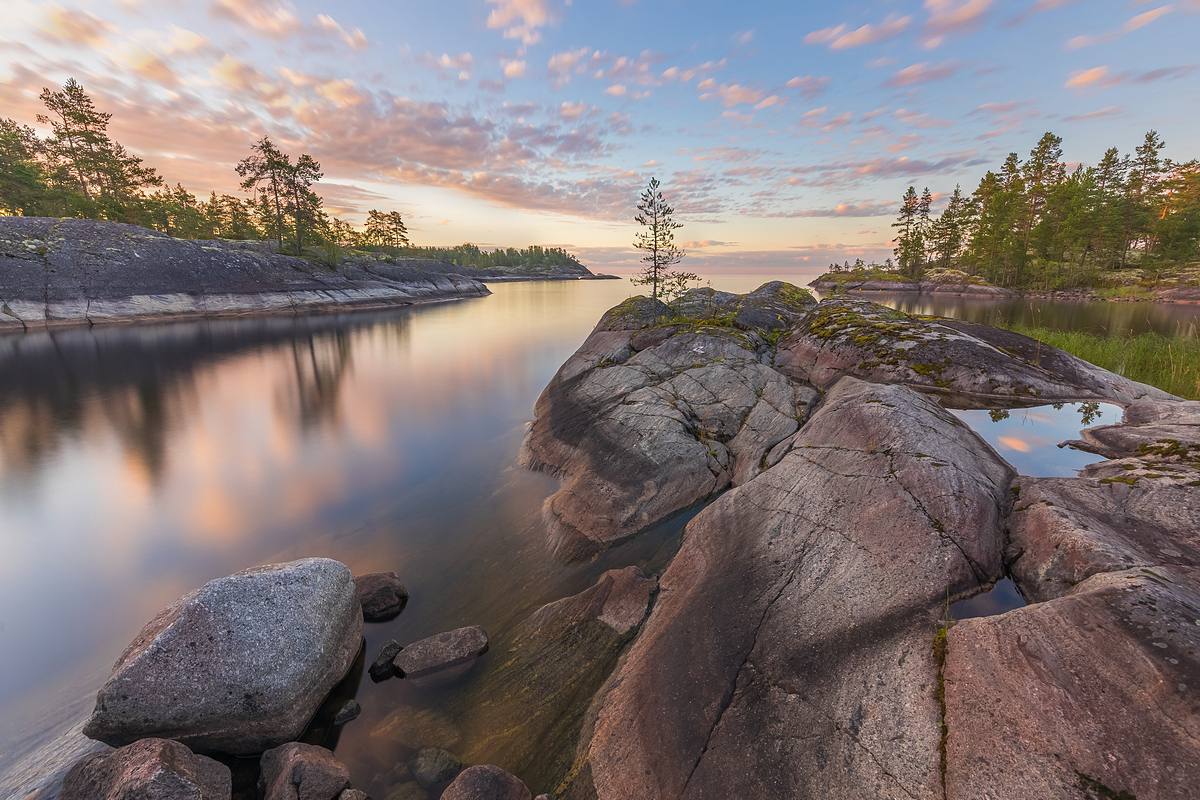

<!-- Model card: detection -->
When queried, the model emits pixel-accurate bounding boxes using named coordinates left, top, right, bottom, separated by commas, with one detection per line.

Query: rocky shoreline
left=808, top=273, right=1200, bottom=305
left=0, top=218, right=610, bottom=334
left=520, top=283, right=1199, bottom=799
left=23, top=281, right=1200, bottom=800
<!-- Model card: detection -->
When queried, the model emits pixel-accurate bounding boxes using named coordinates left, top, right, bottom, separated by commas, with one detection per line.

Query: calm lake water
left=0, top=276, right=1195, bottom=797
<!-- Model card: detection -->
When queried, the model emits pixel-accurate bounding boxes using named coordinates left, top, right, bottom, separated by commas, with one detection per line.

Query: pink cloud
left=1067, top=5, right=1173, bottom=49
left=1061, top=106, right=1123, bottom=122
left=486, top=0, right=557, bottom=45
left=209, top=0, right=303, bottom=38
left=883, top=61, right=962, bottom=87
left=804, top=14, right=911, bottom=51
left=699, top=81, right=764, bottom=107
left=763, top=201, right=896, bottom=218
left=921, top=0, right=993, bottom=48
left=37, top=5, right=115, bottom=46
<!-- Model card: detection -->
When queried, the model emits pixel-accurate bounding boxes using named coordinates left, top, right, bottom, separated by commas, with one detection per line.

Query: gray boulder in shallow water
left=60, top=738, right=231, bottom=800
left=441, top=766, right=531, bottom=800
left=408, top=747, right=464, bottom=789
left=259, top=742, right=351, bottom=800
left=83, top=558, right=363, bottom=755
left=393, top=625, right=488, bottom=683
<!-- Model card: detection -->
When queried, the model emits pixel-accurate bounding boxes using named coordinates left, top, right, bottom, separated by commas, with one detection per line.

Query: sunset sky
left=2, top=0, right=1198, bottom=272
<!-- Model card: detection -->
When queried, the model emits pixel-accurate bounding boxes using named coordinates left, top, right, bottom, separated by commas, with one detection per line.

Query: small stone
left=356, top=572, right=409, bottom=621
left=339, top=791, right=373, bottom=800
left=60, top=738, right=231, bottom=800
left=442, top=765, right=532, bottom=800
left=333, top=699, right=361, bottom=726
left=394, top=626, right=488, bottom=682
left=408, top=747, right=463, bottom=789
left=259, top=742, right=350, bottom=800
left=370, top=640, right=403, bottom=681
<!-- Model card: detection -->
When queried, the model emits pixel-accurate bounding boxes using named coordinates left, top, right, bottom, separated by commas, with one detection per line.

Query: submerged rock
left=408, top=748, right=464, bottom=789
left=394, top=626, right=489, bottom=683
left=83, top=558, right=363, bottom=755
left=355, top=572, right=409, bottom=621
left=369, top=567, right=656, bottom=793
left=441, top=766, right=531, bottom=800
left=60, top=738, right=231, bottom=800
left=259, top=742, right=351, bottom=800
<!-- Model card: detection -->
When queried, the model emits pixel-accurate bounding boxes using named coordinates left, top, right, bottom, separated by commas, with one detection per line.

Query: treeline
left=403, top=243, right=583, bottom=271
left=0, top=78, right=582, bottom=271
left=889, top=131, right=1200, bottom=289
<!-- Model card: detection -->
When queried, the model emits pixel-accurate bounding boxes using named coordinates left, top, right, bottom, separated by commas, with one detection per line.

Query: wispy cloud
left=37, top=5, right=115, bottom=46
left=1064, top=65, right=1124, bottom=89
left=1061, top=106, right=1122, bottom=121
left=804, top=14, right=911, bottom=51
left=763, top=201, right=897, bottom=218
left=921, top=0, right=993, bottom=48
left=883, top=61, right=963, bottom=87
left=1067, top=6, right=1173, bottom=49
left=209, top=0, right=302, bottom=38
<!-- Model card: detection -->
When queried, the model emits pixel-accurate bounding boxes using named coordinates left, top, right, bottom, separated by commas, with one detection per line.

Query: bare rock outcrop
left=775, top=298, right=1170, bottom=405
left=558, top=378, right=1015, bottom=799
left=0, top=217, right=489, bottom=331
left=944, top=567, right=1200, bottom=800
left=83, top=558, right=363, bottom=755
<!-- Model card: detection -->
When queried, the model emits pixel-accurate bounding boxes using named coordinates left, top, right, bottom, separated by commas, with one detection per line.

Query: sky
left=1, top=0, right=1198, bottom=273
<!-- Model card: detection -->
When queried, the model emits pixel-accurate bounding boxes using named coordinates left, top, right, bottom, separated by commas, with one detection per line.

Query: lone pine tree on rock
left=631, top=177, right=696, bottom=301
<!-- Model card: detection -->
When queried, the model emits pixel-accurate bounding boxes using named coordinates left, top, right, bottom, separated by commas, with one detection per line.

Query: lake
left=1, top=275, right=1196, bottom=798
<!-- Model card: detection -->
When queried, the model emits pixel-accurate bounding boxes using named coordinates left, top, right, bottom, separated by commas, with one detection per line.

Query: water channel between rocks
left=0, top=277, right=1194, bottom=798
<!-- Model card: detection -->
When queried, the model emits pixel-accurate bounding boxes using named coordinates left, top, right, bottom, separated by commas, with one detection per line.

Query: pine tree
left=237, top=138, right=292, bottom=252
left=631, top=177, right=692, bottom=300
left=892, top=186, right=924, bottom=278
left=365, top=210, right=410, bottom=247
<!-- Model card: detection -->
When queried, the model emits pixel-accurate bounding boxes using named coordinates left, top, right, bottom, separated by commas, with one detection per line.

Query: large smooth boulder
left=60, top=738, right=231, bottom=800
left=944, top=567, right=1200, bottom=800
left=83, top=558, right=363, bottom=755
left=441, top=766, right=531, bottom=800
left=560, top=378, right=1015, bottom=799
left=409, top=748, right=463, bottom=789
left=259, top=742, right=351, bottom=800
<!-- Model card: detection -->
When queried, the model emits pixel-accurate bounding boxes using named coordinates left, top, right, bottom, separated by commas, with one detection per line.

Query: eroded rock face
left=83, top=558, right=363, bottom=755
left=944, top=567, right=1200, bottom=800
left=775, top=298, right=1171, bottom=405
left=60, top=738, right=231, bottom=800
left=560, top=378, right=1014, bottom=800
left=520, top=282, right=820, bottom=559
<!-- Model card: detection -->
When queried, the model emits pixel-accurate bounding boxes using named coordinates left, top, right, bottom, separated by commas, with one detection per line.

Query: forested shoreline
left=830, top=131, right=1200, bottom=292
left=0, top=79, right=586, bottom=273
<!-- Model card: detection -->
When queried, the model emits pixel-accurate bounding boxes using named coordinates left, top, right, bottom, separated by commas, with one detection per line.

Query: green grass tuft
left=998, top=323, right=1200, bottom=400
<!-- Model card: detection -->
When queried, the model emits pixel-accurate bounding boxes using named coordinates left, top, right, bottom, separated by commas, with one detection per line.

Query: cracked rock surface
left=522, top=288, right=1200, bottom=800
